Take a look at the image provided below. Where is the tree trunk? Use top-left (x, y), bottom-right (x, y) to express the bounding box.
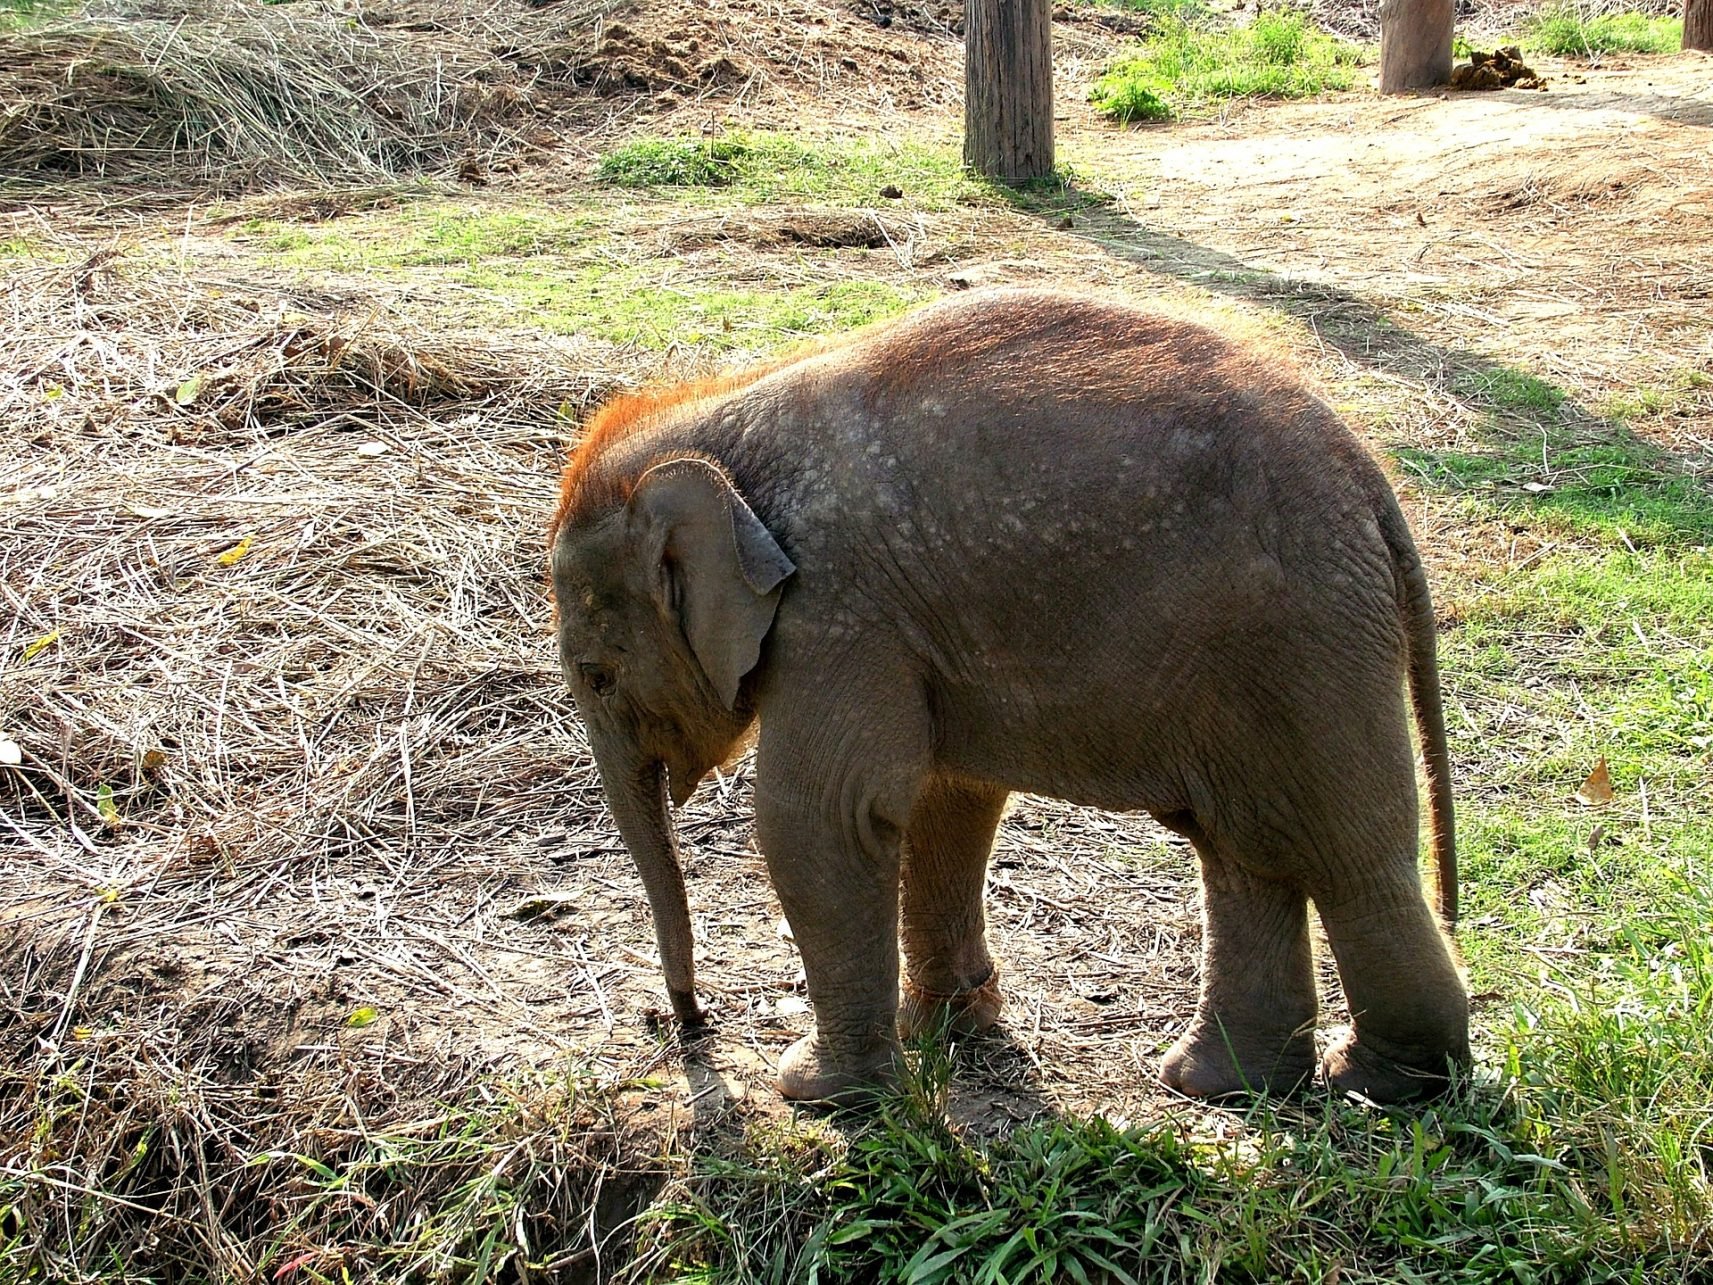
top-left (964, 0), bottom-right (1054, 183)
top-left (1379, 0), bottom-right (1453, 93)
top-left (1687, 0), bottom-right (1713, 52)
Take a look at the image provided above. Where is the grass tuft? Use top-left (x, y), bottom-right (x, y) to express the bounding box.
top-left (597, 136), bottom-right (769, 188)
top-left (1526, 4), bottom-right (1684, 56)
top-left (1092, 8), bottom-right (1365, 122)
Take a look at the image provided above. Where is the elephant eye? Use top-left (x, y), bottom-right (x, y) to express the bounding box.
top-left (578, 663), bottom-right (616, 697)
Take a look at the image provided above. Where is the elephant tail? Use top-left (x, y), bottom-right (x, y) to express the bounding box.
top-left (1383, 501), bottom-right (1458, 929)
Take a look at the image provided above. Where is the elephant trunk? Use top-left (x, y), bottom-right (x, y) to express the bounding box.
top-left (592, 736), bottom-right (706, 1029)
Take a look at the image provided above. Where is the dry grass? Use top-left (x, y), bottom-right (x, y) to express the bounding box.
top-left (0, 243), bottom-right (695, 1276)
top-left (0, 242), bottom-right (639, 925)
top-left (0, 0), bottom-right (616, 194)
top-left (1, 943), bottom-right (669, 1279)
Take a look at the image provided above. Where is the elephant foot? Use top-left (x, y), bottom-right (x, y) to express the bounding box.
top-left (1320, 1028), bottom-right (1466, 1104)
top-left (898, 963), bottom-right (1003, 1039)
top-left (778, 1032), bottom-right (901, 1105)
top-left (1159, 1018), bottom-right (1315, 1099)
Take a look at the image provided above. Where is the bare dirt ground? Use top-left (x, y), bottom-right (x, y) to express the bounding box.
top-left (4, 0), bottom-right (1712, 1260)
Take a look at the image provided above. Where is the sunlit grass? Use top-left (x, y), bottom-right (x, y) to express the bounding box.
top-left (1092, 9), bottom-right (1366, 122)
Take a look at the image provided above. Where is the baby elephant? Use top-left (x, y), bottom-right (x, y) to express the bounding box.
top-left (548, 289), bottom-right (1469, 1106)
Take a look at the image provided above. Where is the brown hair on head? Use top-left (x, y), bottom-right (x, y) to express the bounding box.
top-left (549, 338), bottom-right (839, 544)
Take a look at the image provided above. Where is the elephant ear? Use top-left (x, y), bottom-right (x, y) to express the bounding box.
top-left (628, 456), bottom-right (796, 710)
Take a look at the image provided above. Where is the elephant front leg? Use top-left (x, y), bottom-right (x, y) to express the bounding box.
top-left (757, 792), bottom-right (907, 1103)
top-left (898, 775), bottom-right (1008, 1040)
top-left (1161, 842), bottom-right (1317, 1098)
top-left (754, 709), bottom-right (928, 1104)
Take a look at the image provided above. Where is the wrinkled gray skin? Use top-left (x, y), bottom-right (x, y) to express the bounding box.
top-left (550, 290), bottom-right (1469, 1106)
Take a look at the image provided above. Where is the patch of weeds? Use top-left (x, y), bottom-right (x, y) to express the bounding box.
top-left (1091, 8), bottom-right (1366, 122)
top-left (466, 264), bottom-right (922, 351)
top-left (638, 1033), bottom-right (1709, 1280)
top-left (595, 132), bottom-right (988, 209)
top-left (1501, 868), bottom-right (1713, 1250)
top-left (1455, 365), bottom-right (1567, 416)
top-left (1393, 365), bottom-right (1713, 544)
top-left (596, 135), bottom-right (769, 187)
top-left (1526, 5), bottom-right (1684, 56)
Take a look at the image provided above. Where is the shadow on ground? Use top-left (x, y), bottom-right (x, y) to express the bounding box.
top-left (1025, 199), bottom-right (1712, 542)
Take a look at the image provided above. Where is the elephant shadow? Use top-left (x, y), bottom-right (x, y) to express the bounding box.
top-left (677, 1018), bottom-right (1060, 1139)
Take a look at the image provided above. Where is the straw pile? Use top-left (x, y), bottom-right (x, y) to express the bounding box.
top-left (0, 244), bottom-right (679, 1276)
top-left (0, 0), bottom-right (577, 192)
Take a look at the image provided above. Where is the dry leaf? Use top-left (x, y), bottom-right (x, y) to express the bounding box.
top-left (217, 535), bottom-right (253, 567)
top-left (0, 738), bottom-right (21, 767)
top-left (356, 441), bottom-right (388, 457)
top-left (22, 628), bottom-right (59, 661)
top-left (1575, 757), bottom-right (1614, 806)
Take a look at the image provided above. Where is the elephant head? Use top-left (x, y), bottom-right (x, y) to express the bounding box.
top-left (549, 453), bottom-right (795, 1028)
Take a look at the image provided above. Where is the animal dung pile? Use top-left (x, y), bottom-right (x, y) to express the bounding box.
top-left (1450, 46), bottom-right (1548, 92)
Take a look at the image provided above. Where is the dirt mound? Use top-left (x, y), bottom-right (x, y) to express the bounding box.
top-left (851, 0), bottom-right (964, 37)
top-left (560, 0), bottom-right (962, 117)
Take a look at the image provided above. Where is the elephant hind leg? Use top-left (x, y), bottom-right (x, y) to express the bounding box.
top-left (1209, 692), bottom-right (1470, 1103)
top-left (898, 774), bottom-right (1009, 1039)
top-left (1315, 870), bottom-right (1470, 1102)
top-left (1158, 815), bottom-right (1318, 1098)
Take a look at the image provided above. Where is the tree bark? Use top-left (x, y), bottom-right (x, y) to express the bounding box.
top-left (1379, 0), bottom-right (1453, 93)
top-left (964, 0), bottom-right (1054, 183)
top-left (1687, 0), bottom-right (1713, 52)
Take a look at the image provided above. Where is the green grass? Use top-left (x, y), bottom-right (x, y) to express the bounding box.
top-left (237, 132), bottom-right (1015, 350)
top-left (463, 266), bottom-right (921, 350)
top-left (635, 995), bottom-right (1711, 1279)
top-left (0, 0), bottom-right (65, 27)
top-left (1394, 364), bottom-right (1713, 545)
top-left (1092, 8), bottom-right (1366, 123)
top-left (593, 131), bottom-right (990, 208)
top-left (238, 186), bottom-right (934, 351)
top-left (1526, 5), bottom-right (1684, 56)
